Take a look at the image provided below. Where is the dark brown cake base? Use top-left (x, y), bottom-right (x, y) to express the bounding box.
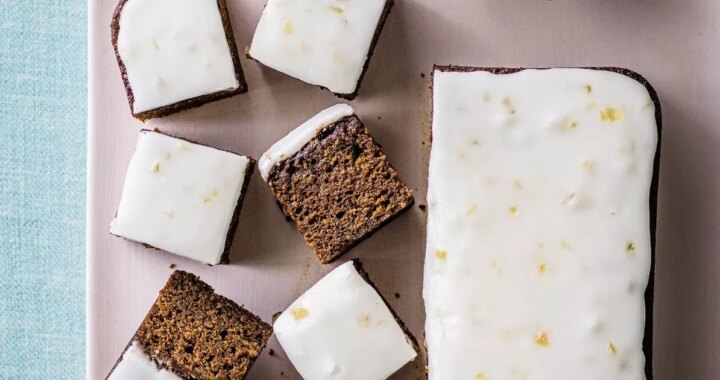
top-left (105, 271), bottom-right (272, 380)
top-left (248, 0), bottom-right (394, 100)
top-left (266, 114), bottom-right (414, 264)
top-left (431, 65), bottom-right (662, 379)
top-left (111, 0), bottom-right (248, 121)
top-left (219, 159), bottom-right (255, 264)
top-left (110, 129), bottom-right (255, 265)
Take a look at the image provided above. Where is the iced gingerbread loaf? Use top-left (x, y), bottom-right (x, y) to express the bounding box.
top-left (425, 66), bottom-right (661, 380)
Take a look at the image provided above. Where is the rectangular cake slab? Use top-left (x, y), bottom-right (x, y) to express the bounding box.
top-left (425, 66), bottom-right (659, 379)
top-left (90, 0), bottom-right (720, 379)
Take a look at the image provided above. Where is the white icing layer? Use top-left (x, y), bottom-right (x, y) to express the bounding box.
top-left (117, 0), bottom-right (239, 114)
top-left (108, 341), bottom-right (181, 380)
top-left (110, 131), bottom-right (250, 265)
top-left (259, 104), bottom-right (354, 180)
top-left (248, 0), bottom-right (387, 95)
top-left (274, 261), bottom-right (417, 380)
top-left (425, 68), bottom-right (658, 380)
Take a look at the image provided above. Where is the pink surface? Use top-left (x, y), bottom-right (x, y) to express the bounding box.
top-left (89, 0), bottom-right (720, 379)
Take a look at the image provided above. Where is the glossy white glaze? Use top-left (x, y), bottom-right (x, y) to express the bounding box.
top-left (274, 261), bottom-right (417, 380)
top-left (107, 341), bottom-right (180, 380)
top-left (249, 0), bottom-right (388, 95)
top-left (259, 104), bottom-right (354, 180)
top-left (117, 0), bottom-right (238, 113)
top-left (110, 131), bottom-right (250, 265)
top-left (425, 68), bottom-right (658, 380)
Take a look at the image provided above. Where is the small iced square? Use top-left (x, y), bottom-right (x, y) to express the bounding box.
top-left (248, 0), bottom-right (391, 97)
top-left (110, 131), bottom-right (252, 265)
top-left (274, 261), bottom-right (417, 380)
top-left (113, 0), bottom-right (244, 118)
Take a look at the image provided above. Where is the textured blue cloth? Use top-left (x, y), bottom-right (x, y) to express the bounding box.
top-left (0, 0), bottom-right (86, 379)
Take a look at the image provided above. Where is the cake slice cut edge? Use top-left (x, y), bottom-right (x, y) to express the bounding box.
top-left (259, 104), bottom-right (414, 264)
top-left (106, 270), bottom-right (273, 380)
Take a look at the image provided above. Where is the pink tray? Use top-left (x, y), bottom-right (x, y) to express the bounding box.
top-left (89, 0), bottom-right (720, 378)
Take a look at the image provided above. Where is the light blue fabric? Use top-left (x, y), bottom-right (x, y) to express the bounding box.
top-left (0, 0), bottom-right (86, 379)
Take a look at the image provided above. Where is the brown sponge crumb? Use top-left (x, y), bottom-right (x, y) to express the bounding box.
top-left (267, 115), bottom-right (414, 264)
top-left (133, 271), bottom-right (272, 379)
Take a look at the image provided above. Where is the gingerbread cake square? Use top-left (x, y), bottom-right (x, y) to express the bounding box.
top-left (106, 271), bottom-right (272, 380)
top-left (248, 0), bottom-right (393, 99)
top-left (259, 104), bottom-right (414, 264)
top-left (274, 260), bottom-right (417, 380)
top-left (111, 0), bottom-right (247, 120)
top-left (425, 66), bottom-right (661, 379)
top-left (110, 130), bottom-right (254, 265)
